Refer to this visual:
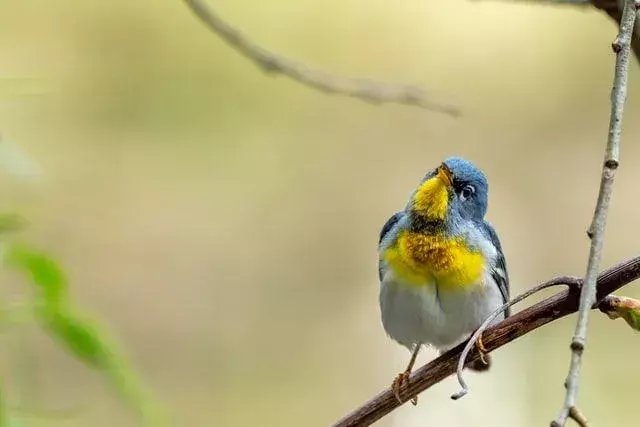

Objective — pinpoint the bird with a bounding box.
[377,156,509,405]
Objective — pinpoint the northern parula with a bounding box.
[378,156,510,404]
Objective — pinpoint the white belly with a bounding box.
[379,271,504,351]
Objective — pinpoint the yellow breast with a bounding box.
[383,230,485,290]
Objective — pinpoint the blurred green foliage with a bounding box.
[1,221,168,426]
[7,245,66,305]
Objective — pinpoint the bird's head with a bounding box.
[409,156,488,223]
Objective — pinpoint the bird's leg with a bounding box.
[392,344,421,405]
[475,332,489,366]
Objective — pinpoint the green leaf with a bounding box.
[599,295,640,331]
[5,245,67,305]
[37,306,170,426]
[5,244,169,425]
[37,307,109,370]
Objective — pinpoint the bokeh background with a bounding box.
[1,0,639,426]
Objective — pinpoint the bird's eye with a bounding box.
[460,184,475,201]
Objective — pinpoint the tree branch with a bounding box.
[332,255,640,427]
[451,276,582,400]
[182,0,460,116]
[592,0,640,64]
[552,1,636,425]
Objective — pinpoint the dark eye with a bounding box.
[460,184,475,201]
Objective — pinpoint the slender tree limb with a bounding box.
[569,406,590,427]
[552,2,636,426]
[182,0,460,116]
[592,0,640,63]
[451,276,581,400]
[332,255,640,427]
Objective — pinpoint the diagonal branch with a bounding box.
[552,1,637,425]
[450,276,582,400]
[182,0,460,116]
[332,255,640,427]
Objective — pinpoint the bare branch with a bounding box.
[592,0,640,63]
[451,276,581,400]
[182,0,460,116]
[552,2,637,426]
[569,406,590,427]
[333,255,640,427]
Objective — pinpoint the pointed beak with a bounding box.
[436,163,454,187]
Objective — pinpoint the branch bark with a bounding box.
[451,276,581,400]
[182,0,460,116]
[552,1,636,425]
[592,0,640,63]
[332,255,640,427]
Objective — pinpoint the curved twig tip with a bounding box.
[450,389,467,400]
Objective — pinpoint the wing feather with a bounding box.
[378,212,404,281]
[481,221,510,317]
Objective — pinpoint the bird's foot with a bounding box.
[392,371,418,405]
[475,333,489,366]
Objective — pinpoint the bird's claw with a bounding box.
[475,333,489,366]
[392,371,418,405]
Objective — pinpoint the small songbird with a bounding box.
[378,156,509,404]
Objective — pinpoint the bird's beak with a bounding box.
[436,163,454,188]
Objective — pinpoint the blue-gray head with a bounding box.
[409,156,488,222]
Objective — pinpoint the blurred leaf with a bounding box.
[0,138,42,181]
[599,295,640,331]
[37,306,110,370]
[0,214,26,234]
[6,244,169,425]
[37,305,169,426]
[5,245,67,305]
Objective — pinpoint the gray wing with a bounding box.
[481,221,510,317]
[379,211,404,244]
[378,211,404,281]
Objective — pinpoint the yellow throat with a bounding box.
[384,231,485,289]
[412,166,452,221]
[384,166,484,289]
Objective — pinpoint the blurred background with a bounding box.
[0,0,639,426]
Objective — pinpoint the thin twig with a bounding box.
[182,0,460,116]
[552,2,637,426]
[569,406,589,427]
[451,276,581,400]
[592,0,640,64]
[333,255,640,427]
